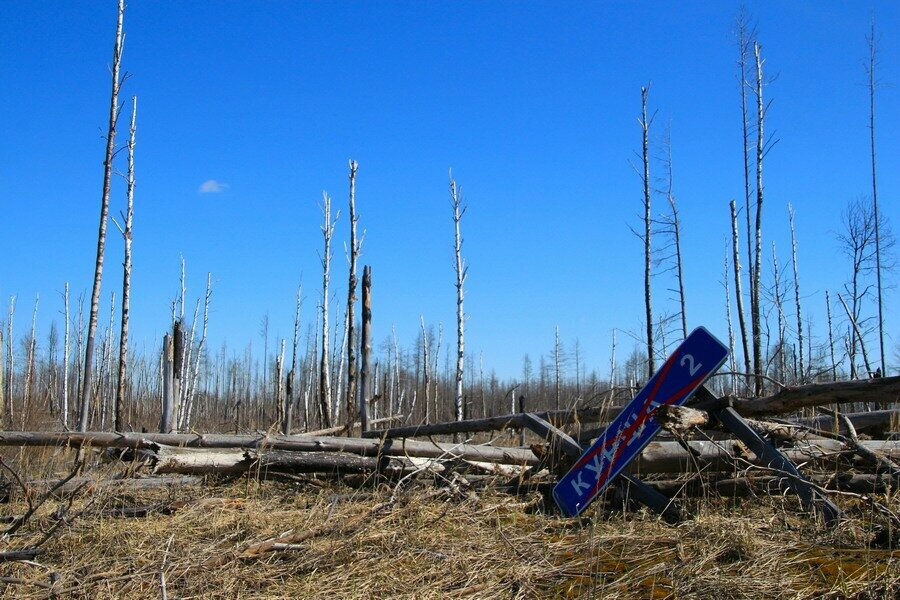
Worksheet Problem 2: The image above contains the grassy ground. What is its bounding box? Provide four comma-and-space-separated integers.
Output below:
0, 448, 897, 599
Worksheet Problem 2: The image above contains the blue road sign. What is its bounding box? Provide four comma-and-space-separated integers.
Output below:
553, 326, 729, 517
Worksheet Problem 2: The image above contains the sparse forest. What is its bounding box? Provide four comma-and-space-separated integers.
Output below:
0, 3, 897, 599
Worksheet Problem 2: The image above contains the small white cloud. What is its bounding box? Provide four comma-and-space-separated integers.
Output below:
199, 179, 229, 194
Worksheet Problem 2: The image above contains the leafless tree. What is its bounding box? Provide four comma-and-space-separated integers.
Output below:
80, 0, 127, 432
751, 41, 774, 396
736, 10, 757, 346
787, 203, 804, 382
113, 96, 137, 431
639, 84, 656, 377
344, 160, 361, 426
825, 290, 837, 382
729, 200, 751, 388
836, 197, 881, 378
867, 21, 887, 376
62, 283, 69, 428
319, 192, 339, 428
554, 326, 561, 410
450, 174, 467, 426
723, 240, 737, 393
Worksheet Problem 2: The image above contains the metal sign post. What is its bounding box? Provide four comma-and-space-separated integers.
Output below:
553, 327, 729, 517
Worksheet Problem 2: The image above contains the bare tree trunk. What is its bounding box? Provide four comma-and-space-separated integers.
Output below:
663, 132, 688, 340
772, 242, 786, 382
867, 23, 886, 377
450, 175, 467, 428
729, 200, 751, 389
80, 0, 125, 432
344, 160, 360, 427
62, 283, 69, 429
554, 326, 561, 410
640, 85, 655, 378
737, 12, 756, 360
23, 295, 38, 428
420, 317, 430, 423
283, 285, 301, 435
787, 203, 804, 382
183, 274, 211, 429
751, 42, 766, 396
318, 193, 338, 428
826, 291, 837, 382
113, 96, 137, 432
160, 334, 173, 433
837, 293, 872, 376
724, 242, 737, 394
358, 266, 372, 433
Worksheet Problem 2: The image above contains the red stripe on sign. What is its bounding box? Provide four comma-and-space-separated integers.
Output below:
588, 369, 711, 495
571, 351, 678, 472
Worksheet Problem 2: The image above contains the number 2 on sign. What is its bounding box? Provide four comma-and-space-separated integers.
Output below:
680, 354, 702, 376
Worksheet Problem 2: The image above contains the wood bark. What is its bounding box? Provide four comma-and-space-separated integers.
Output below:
730, 200, 752, 388
358, 266, 372, 433
788, 204, 804, 381
80, 0, 125, 432
114, 96, 136, 432
640, 85, 655, 377
345, 160, 360, 427
731, 375, 900, 417
0, 431, 540, 466
868, 22, 886, 378
450, 175, 467, 427
318, 193, 338, 428
751, 42, 765, 396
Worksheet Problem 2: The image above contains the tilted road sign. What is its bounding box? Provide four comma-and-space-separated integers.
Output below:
553, 326, 729, 517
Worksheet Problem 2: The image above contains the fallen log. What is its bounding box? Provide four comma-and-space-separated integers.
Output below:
794, 409, 898, 437
649, 472, 897, 498
360, 406, 612, 440
731, 376, 900, 417
629, 439, 900, 474
0, 431, 539, 467
306, 414, 403, 436
151, 447, 416, 476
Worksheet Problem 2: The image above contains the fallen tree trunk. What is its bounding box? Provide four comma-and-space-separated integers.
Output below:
151, 447, 417, 476
629, 439, 899, 474
648, 472, 897, 498
360, 406, 611, 440
794, 409, 898, 436
0, 431, 539, 466
731, 376, 900, 417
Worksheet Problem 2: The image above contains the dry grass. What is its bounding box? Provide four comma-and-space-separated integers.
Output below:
0, 449, 897, 599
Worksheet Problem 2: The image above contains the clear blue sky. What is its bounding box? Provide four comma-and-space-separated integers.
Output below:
1, 1, 898, 378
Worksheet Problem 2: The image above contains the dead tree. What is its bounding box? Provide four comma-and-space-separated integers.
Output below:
344, 160, 361, 426
450, 174, 467, 426
554, 326, 562, 410
836, 197, 883, 378
62, 283, 69, 428
80, 0, 126, 432
771, 242, 787, 382
736, 10, 756, 328
6, 297, 14, 424
23, 295, 38, 427
318, 192, 339, 428
729, 200, 751, 387
640, 85, 655, 377
867, 22, 886, 377
661, 128, 687, 339
113, 96, 137, 432
358, 266, 372, 433
751, 41, 769, 396
787, 203, 804, 382
723, 240, 737, 393
283, 285, 301, 435
825, 291, 837, 381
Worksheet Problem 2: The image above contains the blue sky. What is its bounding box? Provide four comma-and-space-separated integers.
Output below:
1, 1, 898, 378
